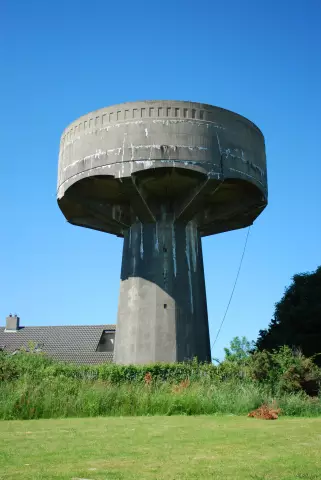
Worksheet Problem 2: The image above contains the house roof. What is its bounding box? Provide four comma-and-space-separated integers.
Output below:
0, 324, 116, 364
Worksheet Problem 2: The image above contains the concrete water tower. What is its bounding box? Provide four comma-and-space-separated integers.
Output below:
57, 101, 267, 364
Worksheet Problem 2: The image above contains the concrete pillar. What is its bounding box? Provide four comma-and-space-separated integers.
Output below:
114, 217, 211, 364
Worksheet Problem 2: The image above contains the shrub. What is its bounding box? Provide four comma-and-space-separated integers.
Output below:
0, 352, 19, 381
249, 346, 321, 395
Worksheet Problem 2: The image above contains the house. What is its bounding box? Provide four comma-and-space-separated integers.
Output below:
0, 315, 116, 364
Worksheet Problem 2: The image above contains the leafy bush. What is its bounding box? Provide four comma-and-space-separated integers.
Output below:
249, 346, 321, 395
0, 352, 19, 381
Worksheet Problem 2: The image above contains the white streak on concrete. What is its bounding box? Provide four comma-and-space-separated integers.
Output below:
131, 144, 207, 151
251, 163, 265, 176
155, 223, 159, 252
144, 128, 148, 137
85, 149, 106, 160
189, 222, 197, 272
135, 144, 160, 150
121, 134, 127, 179
121, 134, 127, 163
229, 167, 252, 178
132, 227, 138, 275
152, 119, 225, 130
185, 226, 194, 314
135, 160, 154, 168
216, 132, 222, 155
128, 283, 138, 309
222, 148, 265, 177
228, 167, 265, 187
130, 143, 134, 174
62, 146, 209, 172
140, 223, 144, 260
207, 171, 222, 179
133, 253, 136, 276
171, 223, 177, 277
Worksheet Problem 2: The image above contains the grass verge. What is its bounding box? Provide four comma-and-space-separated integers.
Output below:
1, 416, 321, 479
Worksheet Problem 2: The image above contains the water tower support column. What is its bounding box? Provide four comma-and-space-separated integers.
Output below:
114, 218, 211, 364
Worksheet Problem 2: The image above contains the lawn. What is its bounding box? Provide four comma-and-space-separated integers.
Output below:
1, 416, 321, 480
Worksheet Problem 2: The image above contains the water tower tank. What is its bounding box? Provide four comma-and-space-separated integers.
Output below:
57, 100, 267, 364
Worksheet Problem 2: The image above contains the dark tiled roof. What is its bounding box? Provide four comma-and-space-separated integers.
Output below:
0, 324, 116, 364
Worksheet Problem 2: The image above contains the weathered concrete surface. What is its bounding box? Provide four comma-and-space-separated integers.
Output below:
57, 100, 267, 237
115, 218, 210, 364
57, 100, 268, 364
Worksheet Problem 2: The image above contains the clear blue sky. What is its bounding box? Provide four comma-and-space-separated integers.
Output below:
1, 0, 320, 360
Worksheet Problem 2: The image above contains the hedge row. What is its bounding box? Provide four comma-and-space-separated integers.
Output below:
1, 346, 321, 396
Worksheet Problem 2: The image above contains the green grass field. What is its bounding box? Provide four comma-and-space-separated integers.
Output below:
1, 416, 321, 480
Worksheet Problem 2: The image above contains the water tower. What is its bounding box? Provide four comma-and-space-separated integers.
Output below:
57, 101, 267, 364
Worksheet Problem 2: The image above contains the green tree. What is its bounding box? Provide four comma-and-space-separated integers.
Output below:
256, 266, 321, 365
224, 336, 254, 362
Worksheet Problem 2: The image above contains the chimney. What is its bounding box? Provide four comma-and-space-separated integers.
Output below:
5, 314, 20, 332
